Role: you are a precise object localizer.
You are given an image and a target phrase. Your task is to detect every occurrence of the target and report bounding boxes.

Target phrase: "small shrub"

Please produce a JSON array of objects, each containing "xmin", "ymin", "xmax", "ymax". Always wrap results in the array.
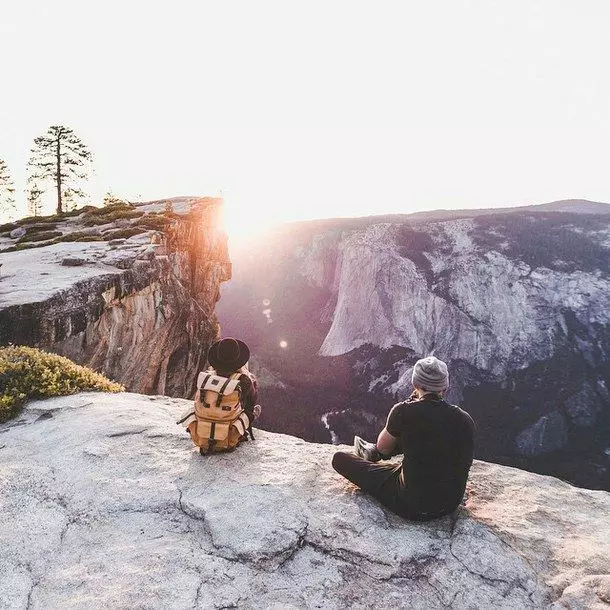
[
  {"xmin": 18, "ymin": 230, "xmax": 63, "ymax": 243},
  {"xmin": 0, "ymin": 346, "xmax": 124, "ymax": 423},
  {"xmin": 103, "ymin": 193, "xmax": 130, "ymax": 207},
  {"xmin": 83, "ymin": 209, "xmax": 144, "ymax": 226},
  {"xmin": 136, "ymin": 215, "xmax": 171, "ymax": 231},
  {"xmin": 83, "ymin": 202, "xmax": 135, "ymax": 218},
  {"xmin": 2, "ymin": 208, "xmax": 90, "ymax": 232},
  {"xmin": 102, "ymin": 227, "xmax": 147, "ymax": 240},
  {"xmin": 7, "ymin": 208, "xmax": 86, "ymax": 228},
  {"xmin": 24, "ymin": 223, "xmax": 59, "ymax": 234},
  {"xmin": 61, "ymin": 206, "xmax": 95, "ymax": 218},
  {"xmin": 82, "ymin": 217, "xmax": 111, "ymax": 227},
  {"xmin": 14, "ymin": 214, "xmax": 61, "ymax": 226},
  {"xmin": 0, "ymin": 242, "xmax": 50, "ymax": 253},
  {"xmin": 55, "ymin": 230, "xmax": 102, "ymax": 243},
  {"xmin": 74, "ymin": 235, "xmax": 105, "ymax": 242}
]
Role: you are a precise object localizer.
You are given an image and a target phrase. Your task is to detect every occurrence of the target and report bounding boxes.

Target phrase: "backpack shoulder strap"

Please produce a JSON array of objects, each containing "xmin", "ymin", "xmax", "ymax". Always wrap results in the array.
[
  {"xmin": 230, "ymin": 371, "xmax": 244, "ymax": 403},
  {"xmin": 215, "ymin": 375, "xmax": 234, "ymax": 408}
]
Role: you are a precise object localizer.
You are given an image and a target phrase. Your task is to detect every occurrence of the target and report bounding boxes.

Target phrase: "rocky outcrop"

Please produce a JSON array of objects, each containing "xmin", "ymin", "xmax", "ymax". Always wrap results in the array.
[
  {"xmin": 216, "ymin": 204, "xmax": 610, "ymax": 489},
  {"xmin": 0, "ymin": 198, "xmax": 231, "ymax": 397},
  {"xmin": 0, "ymin": 392, "xmax": 608, "ymax": 609}
]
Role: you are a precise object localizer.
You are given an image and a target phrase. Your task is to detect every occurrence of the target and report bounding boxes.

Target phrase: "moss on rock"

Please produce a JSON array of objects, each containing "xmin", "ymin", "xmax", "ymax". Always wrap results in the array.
[
  {"xmin": 54, "ymin": 231, "xmax": 105, "ymax": 243},
  {"xmin": 83, "ymin": 209, "xmax": 144, "ymax": 226},
  {"xmin": 18, "ymin": 230, "xmax": 63, "ymax": 243},
  {"xmin": 102, "ymin": 227, "xmax": 147, "ymax": 240}
]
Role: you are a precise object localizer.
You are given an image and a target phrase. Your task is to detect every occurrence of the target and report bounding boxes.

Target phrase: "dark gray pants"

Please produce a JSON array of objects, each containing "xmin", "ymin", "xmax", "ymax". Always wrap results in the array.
[{"xmin": 332, "ymin": 451, "xmax": 450, "ymax": 521}]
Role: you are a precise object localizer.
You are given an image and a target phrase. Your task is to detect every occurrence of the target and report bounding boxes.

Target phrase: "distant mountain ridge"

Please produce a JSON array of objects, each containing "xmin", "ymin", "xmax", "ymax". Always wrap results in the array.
[
  {"xmin": 268, "ymin": 199, "xmax": 610, "ymax": 235},
  {"xmin": 522, "ymin": 198, "xmax": 610, "ymax": 213}
]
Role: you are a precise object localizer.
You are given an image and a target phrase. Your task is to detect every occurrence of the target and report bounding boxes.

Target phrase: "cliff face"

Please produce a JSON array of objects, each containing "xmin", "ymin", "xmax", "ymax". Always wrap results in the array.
[
  {"xmin": 0, "ymin": 198, "xmax": 231, "ymax": 398},
  {"xmin": 0, "ymin": 393, "xmax": 608, "ymax": 609},
  {"xmin": 217, "ymin": 203, "xmax": 610, "ymax": 489}
]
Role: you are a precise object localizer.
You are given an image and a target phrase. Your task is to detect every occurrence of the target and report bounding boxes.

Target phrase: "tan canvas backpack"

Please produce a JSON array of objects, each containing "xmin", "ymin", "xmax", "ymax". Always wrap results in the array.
[{"xmin": 177, "ymin": 370, "xmax": 252, "ymax": 454}]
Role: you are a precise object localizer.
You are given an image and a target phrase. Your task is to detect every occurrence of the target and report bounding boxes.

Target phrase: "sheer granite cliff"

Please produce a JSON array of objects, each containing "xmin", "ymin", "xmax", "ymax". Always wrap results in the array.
[
  {"xmin": 0, "ymin": 393, "xmax": 608, "ymax": 609},
  {"xmin": 0, "ymin": 198, "xmax": 231, "ymax": 397}
]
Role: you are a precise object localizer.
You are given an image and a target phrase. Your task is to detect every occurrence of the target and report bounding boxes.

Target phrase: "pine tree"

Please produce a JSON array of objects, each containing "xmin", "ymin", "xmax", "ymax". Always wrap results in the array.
[
  {"xmin": 63, "ymin": 188, "xmax": 82, "ymax": 212},
  {"xmin": 0, "ymin": 159, "xmax": 16, "ymax": 221},
  {"xmin": 27, "ymin": 125, "xmax": 93, "ymax": 215},
  {"xmin": 103, "ymin": 190, "xmax": 127, "ymax": 207},
  {"xmin": 26, "ymin": 182, "xmax": 44, "ymax": 217}
]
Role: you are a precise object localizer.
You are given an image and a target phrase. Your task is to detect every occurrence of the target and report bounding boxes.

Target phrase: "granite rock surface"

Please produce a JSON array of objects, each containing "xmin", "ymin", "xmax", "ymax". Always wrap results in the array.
[{"xmin": 0, "ymin": 392, "xmax": 608, "ymax": 609}]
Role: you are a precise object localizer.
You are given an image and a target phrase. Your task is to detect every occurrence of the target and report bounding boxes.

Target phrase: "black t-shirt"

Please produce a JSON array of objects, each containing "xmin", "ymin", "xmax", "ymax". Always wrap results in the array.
[{"xmin": 386, "ymin": 394, "xmax": 475, "ymax": 514}]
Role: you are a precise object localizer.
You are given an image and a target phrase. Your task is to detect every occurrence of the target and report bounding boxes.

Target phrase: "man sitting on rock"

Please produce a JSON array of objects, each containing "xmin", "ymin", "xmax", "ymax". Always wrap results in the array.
[{"xmin": 332, "ymin": 356, "xmax": 475, "ymax": 521}]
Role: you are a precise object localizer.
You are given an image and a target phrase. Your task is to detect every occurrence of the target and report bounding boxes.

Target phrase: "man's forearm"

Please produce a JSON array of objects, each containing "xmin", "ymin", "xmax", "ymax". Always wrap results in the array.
[{"xmin": 376, "ymin": 428, "xmax": 399, "ymax": 457}]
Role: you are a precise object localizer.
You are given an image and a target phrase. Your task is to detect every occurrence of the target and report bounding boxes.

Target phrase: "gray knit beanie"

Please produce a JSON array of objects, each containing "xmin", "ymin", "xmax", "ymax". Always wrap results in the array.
[{"xmin": 411, "ymin": 356, "xmax": 449, "ymax": 392}]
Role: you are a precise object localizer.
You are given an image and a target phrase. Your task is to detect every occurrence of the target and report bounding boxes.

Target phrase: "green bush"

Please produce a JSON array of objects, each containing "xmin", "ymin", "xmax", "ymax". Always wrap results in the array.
[
  {"xmin": 59, "ymin": 206, "xmax": 96, "ymax": 218},
  {"xmin": 15, "ymin": 215, "xmax": 57, "ymax": 226},
  {"xmin": 0, "ymin": 346, "xmax": 124, "ymax": 423},
  {"xmin": 54, "ymin": 230, "xmax": 104, "ymax": 243},
  {"xmin": 83, "ymin": 209, "xmax": 144, "ymax": 226},
  {"xmin": 2, "ymin": 207, "xmax": 92, "ymax": 231},
  {"xmin": 0, "ymin": 243, "xmax": 48, "ymax": 253},
  {"xmin": 18, "ymin": 230, "xmax": 63, "ymax": 243},
  {"xmin": 73, "ymin": 235, "xmax": 106, "ymax": 242},
  {"xmin": 134, "ymin": 215, "xmax": 171, "ymax": 231},
  {"xmin": 14, "ymin": 214, "xmax": 62, "ymax": 226},
  {"xmin": 83, "ymin": 202, "xmax": 135, "ymax": 217},
  {"xmin": 24, "ymin": 223, "xmax": 59, "ymax": 234},
  {"xmin": 102, "ymin": 193, "xmax": 130, "ymax": 208},
  {"xmin": 102, "ymin": 227, "xmax": 147, "ymax": 240}
]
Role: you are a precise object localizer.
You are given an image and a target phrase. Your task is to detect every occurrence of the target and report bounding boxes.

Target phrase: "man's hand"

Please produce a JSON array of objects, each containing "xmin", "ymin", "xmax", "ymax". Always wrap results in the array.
[
  {"xmin": 252, "ymin": 404, "xmax": 262, "ymax": 420},
  {"xmin": 354, "ymin": 436, "xmax": 382, "ymax": 462}
]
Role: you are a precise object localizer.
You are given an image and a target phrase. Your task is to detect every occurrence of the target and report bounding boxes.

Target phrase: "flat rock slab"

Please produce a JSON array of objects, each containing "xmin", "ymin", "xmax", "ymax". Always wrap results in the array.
[
  {"xmin": 0, "ymin": 243, "xmax": 123, "ymax": 307},
  {"xmin": 61, "ymin": 256, "xmax": 86, "ymax": 266},
  {"xmin": 0, "ymin": 393, "xmax": 608, "ymax": 609}
]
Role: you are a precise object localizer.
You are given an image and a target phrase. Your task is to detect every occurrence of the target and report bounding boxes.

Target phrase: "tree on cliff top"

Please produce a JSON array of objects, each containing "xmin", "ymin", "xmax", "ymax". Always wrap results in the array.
[
  {"xmin": 26, "ymin": 182, "xmax": 44, "ymax": 217},
  {"xmin": 0, "ymin": 159, "xmax": 16, "ymax": 222},
  {"xmin": 103, "ymin": 190, "xmax": 128, "ymax": 207},
  {"xmin": 27, "ymin": 125, "xmax": 93, "ymax": 215}
]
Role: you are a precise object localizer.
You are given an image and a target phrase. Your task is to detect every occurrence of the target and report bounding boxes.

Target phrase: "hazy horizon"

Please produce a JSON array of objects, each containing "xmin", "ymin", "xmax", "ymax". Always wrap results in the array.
[{"xmin": 2, "ymin": 1, "xmax": 610, "ymax": 233}]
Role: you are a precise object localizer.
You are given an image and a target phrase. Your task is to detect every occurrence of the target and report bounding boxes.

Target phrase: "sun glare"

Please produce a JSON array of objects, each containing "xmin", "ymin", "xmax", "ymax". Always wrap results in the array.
[{"xmin": 220, "ymin": 196, "xmax": 277, "ymax": 242}]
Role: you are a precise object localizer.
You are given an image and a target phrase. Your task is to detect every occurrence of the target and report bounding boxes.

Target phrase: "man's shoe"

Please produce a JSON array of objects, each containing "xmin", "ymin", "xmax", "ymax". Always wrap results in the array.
[{"xmin": 354, "ymin": 436, "xmax": 382, "ymax": 462}]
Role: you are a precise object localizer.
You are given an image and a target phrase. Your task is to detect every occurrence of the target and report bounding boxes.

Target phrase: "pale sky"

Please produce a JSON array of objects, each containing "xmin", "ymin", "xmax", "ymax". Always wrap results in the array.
[{"xmin": 1, "ymin": 0, "xmax": 610, "ymax": 233}]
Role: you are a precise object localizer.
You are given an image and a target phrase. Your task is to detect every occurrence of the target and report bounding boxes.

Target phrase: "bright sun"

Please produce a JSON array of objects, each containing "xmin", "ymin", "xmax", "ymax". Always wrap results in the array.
[{"xmin": 220, "ymin": 197, "xmax": 278, "ymax": 242}]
